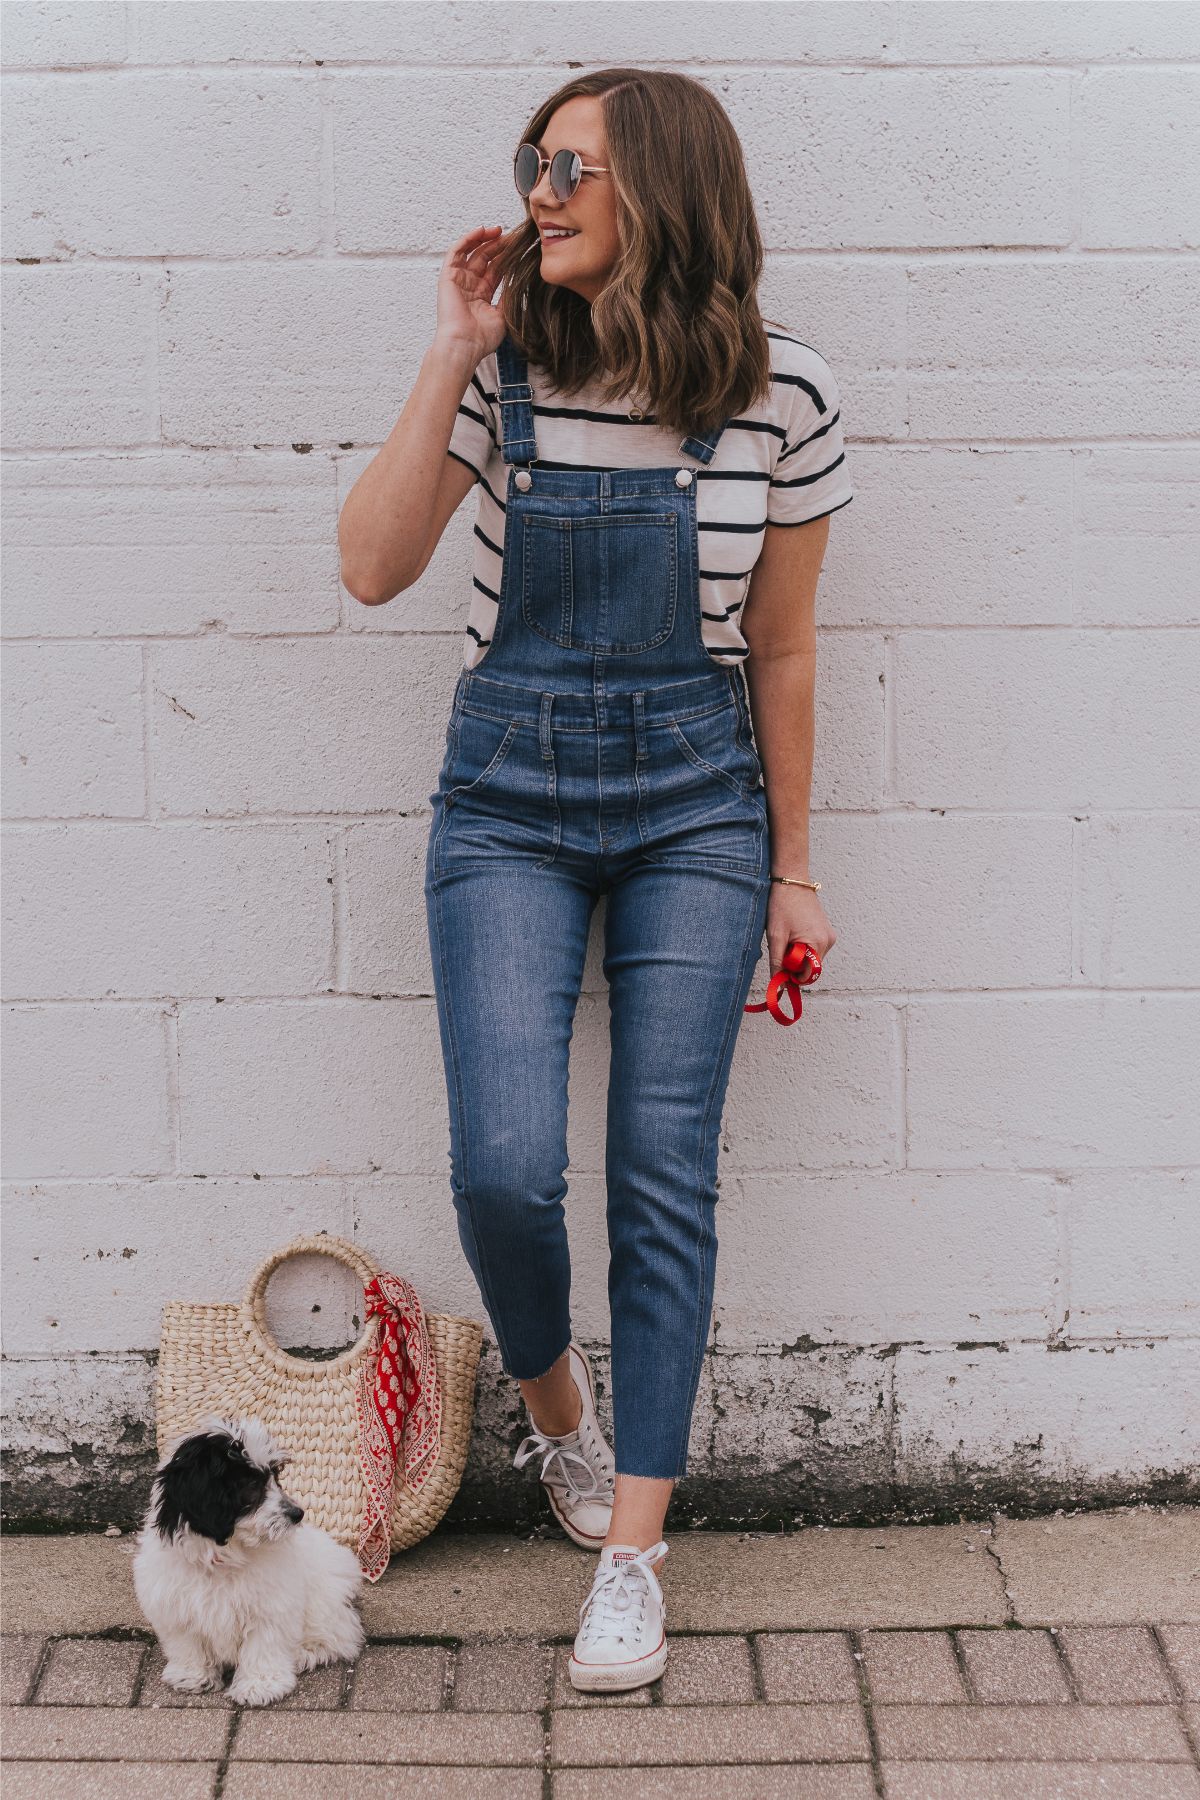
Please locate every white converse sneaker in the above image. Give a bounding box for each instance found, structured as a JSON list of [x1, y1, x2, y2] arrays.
[[512, 1340, 615, 1549], [569, 1540, 669, 1692]]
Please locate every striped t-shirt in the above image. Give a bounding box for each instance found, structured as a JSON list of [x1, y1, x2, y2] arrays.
[[445, 327, 853, 669]]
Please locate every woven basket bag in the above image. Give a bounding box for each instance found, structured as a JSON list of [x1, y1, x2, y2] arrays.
[[155, 1233, 484, 1556]]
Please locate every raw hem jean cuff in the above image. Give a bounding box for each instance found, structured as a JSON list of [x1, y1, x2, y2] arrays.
[[504, 1333, 574, 1385]]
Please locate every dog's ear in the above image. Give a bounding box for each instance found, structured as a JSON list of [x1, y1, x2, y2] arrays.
[[153, 1432, 248, 1546]]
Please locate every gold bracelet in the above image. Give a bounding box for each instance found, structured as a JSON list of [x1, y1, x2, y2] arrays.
[[770, 875, 821, 891]]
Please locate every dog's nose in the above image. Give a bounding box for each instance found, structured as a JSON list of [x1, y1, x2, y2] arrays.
[[285, 1503, 305, 1524]]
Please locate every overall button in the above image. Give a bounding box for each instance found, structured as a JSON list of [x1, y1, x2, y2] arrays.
[[675, 469, 693, 488], [515, 469, 533, 491]]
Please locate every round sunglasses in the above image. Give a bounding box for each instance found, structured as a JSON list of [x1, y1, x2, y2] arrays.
[[513, 142, 609, 202]]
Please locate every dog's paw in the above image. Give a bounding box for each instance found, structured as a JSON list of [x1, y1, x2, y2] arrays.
[[162, 1662, 221, 1693], [296, 1645, 333, 1673], [227, 1670, 297, 1707]]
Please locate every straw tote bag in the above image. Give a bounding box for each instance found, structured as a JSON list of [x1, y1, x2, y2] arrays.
[[155, 1233, 484, 1573]]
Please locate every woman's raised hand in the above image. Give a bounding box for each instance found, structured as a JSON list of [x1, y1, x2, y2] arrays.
[[436, 225, 511, 361]]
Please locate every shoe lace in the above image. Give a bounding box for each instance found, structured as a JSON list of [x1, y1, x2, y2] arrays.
[[577, 1542, 668, 1645], [577, 1414, 616, 1499], [513, 1425, 611, 1503]]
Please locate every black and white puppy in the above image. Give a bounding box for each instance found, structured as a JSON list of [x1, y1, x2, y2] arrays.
[[133, 1417, 365, 1706]]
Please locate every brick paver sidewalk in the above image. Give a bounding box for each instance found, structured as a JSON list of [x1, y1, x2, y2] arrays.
[[3, 1507, 1198, 1798]]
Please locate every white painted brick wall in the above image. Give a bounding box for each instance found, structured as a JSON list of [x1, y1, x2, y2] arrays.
[[3, 2, 1199, 1521]]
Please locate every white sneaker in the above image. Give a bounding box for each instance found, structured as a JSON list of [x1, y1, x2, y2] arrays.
[[512, 1340, 615, 1549], [569, 1540, 669, 1692]]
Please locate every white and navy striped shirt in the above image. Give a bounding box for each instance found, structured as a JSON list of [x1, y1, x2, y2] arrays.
[[446, 327, 853, 669]]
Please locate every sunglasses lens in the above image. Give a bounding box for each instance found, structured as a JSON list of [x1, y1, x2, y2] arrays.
[[551, 149, 580, 201], [514, 143, 540, 196]]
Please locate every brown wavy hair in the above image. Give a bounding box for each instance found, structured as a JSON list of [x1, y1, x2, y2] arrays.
[[492, 68, 775, 440]]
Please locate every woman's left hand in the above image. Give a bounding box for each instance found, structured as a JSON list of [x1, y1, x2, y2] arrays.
[[766, 884, 836, 984]]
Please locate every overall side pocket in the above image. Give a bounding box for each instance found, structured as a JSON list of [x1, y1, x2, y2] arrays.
[[443, 710, 522, 802]]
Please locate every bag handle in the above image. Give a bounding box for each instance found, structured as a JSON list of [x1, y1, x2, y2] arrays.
[[240, 1233, 382, 1376]]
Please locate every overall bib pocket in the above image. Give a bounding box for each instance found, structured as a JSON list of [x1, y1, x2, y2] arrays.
[[521, 512, 679, 654]]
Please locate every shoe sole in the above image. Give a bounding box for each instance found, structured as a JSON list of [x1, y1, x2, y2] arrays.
[[568, 1634, 668, 1691], [542, 1341, 612, 1550]]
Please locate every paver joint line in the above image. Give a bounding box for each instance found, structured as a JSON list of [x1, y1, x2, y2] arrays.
[[745, 1631, 767, 1704], [848, 1629, 887, 1800], [948, 1630, 978, 1703], [23, 1640, 53, 1710], [1046, 1625, 1082, 1702], [1152, 1624, 1200, 1769], [214, 1707, 241, 1797], [127, 1641, 152, 1708]]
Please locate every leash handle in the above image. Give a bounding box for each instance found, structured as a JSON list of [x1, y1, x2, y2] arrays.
[[743, 938, 822, 1026]]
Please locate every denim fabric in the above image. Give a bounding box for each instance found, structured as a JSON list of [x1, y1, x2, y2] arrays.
[[424, 334, 770, 1479]]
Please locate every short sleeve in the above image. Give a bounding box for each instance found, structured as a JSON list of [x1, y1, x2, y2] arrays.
[[767, 348, 854, 527], [447, 352, 498, 484]]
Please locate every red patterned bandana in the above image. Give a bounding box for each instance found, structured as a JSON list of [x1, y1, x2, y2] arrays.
[[354, 1271, 443, 1582]]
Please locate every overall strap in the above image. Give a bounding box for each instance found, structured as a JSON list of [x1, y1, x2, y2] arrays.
[[677, 419, 729, 465], [496, 331, 729, 467], [495, 333, 537, 466]]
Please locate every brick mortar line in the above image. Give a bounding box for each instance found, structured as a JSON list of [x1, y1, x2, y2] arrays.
[[8, 247, 1198, 268], [8, 57, 1200, 75], [8, 803, 1200, 827], [5, 438, 1200, 462], [894, 984, 908, 1194], [6, 621, 1200, 647], [1066, 68, 1083, 255], [7, 629, 1200, 649], [149, 262, 165, 448], [5, 1169, 1200, 1186], [6, 432, 1200, 457], [315, 70, 336, 262], [6, 987, 1200, 1006]]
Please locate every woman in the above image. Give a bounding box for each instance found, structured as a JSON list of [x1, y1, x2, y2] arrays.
[[338, 67, 850, 1691]]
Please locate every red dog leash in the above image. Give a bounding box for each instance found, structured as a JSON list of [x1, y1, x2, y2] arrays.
[[744, 938, 822, 1026]]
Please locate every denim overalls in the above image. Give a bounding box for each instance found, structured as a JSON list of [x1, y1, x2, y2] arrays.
[[424, 332, 771, 1480]]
